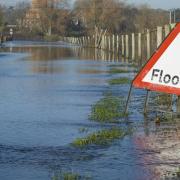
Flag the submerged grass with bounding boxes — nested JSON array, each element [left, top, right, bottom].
[[72, 128, 126, 148], [63, 173, 80, 180], [108, 77, 131, 85], [52, 172, 91, 180], [78, 127, 89, 133], [108, 63, 138, 68], [155, 114, 174, 123], [109, 68, 130, 74], [155, 94, 172, 106], [89, 95, 126, 123], [52, 172, 80, 180]]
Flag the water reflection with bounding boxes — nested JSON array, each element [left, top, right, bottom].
[[31, 63, 65, 74], [3, 41, 135, 75], [5, 46, 74, 61], [4, 41, 133, 63], [71, 46, 130, 63], [0, 41, 151, 180]]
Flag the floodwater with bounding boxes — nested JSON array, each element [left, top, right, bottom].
[[0, 41, 178, 180]]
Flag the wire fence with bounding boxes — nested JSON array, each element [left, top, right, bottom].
[[60, 23, 177, 63]]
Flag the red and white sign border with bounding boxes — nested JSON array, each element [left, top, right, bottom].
[[133, 23, 180, 95]]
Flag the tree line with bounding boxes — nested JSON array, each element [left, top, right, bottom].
[[0, 0, 179, 38]]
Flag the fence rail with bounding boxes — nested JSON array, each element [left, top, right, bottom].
[[60, 23, 176, 62]]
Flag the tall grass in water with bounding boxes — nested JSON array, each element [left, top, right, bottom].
[[108, 77, 131, 85], [109, 68, 130, 74], [89, 95, 127, 123], [155, 93, 172, 106], [52, 172, 79, 180], [108, 63, 138, 68], [52, 172, 91, 180], [109, 68, 138, 74], [72, 128, 126, 148]]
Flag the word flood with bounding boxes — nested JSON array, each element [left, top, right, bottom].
[[151, 69, 180, 85]]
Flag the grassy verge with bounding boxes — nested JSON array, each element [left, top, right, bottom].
[[89, 95, 127, 123], [72, 128, 126, 148], [44, 34, 60, 42], [108, 77, 131, 85]]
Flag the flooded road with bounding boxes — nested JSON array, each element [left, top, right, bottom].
[[0, 41, 178, 180]]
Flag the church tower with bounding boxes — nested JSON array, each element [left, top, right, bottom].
[[23, 0, 50, 29], [31, 0, 48, 9]]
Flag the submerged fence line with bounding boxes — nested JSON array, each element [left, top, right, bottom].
[[60, 23, 176, 62]]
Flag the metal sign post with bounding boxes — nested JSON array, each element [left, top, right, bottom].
[[125, 23, 180, 115]]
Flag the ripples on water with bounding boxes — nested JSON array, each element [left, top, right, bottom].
[[0, 41, 177, 180]]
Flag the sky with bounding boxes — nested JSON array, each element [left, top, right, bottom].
[[0, 0, 180, 10]]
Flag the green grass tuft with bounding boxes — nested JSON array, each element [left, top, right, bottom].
[[108, 63, 138, 68], [72, 128, 126, 148], [109, 68, 130, 74], [63, 173, 80, 180], [52, 172, 81, 180], [78, 127, 89, 133], [89, 95, 126, 123], [155, 94, 172, 106], [108, 77, 131, 85], [52, 172, 92, 180]]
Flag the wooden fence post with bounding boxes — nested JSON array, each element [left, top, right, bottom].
[[112, 34, 115, 52], [104, 36, 107, 50], [103, 35, 105, 50], [157, 26, 163, 48], [121, 35, 125, 57], [117, 35, 119, 54], [164, 24, 170, 37], [88, 36, 90, 47], [108, 36, 111, 52], [132, 33, 135, 60], [146, 29, 150, 59], [125, 34, 129, 59], [100, 35, 103, 49], [138, 33, 142, 60]]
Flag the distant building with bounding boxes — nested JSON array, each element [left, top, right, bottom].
[[31, 0, 48, 9], [24, 0, 57, 30]]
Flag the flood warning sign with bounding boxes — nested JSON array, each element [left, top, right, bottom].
[[133, 23, 180, 95]]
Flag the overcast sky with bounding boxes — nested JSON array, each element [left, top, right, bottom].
[[0, 0, 180, 10]]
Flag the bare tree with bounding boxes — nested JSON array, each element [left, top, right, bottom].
[[73, 0, 169, 35], [39, 0, 70, 35], [135, 4, 168, 31], [0, 5, 4, 32], [4, 1, 30, 26]]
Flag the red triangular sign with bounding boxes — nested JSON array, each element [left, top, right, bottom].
[[133, 23, 180, 95]]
